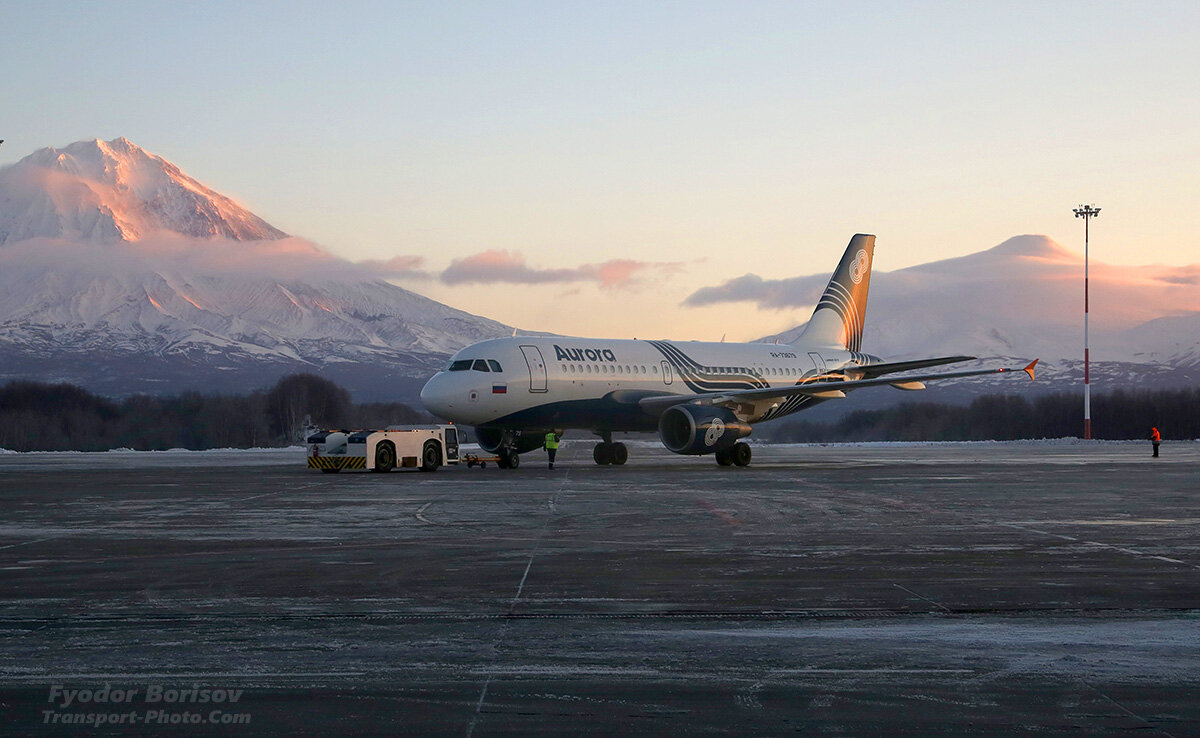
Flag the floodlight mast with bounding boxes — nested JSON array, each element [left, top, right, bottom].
[[1073, 204, 1100, 439]]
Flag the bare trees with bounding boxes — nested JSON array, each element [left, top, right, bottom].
[[0, 374, 428, 451]]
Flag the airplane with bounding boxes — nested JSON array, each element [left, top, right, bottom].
[[419, 234, 1037, 468]]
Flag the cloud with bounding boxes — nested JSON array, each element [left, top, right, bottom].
[[0, 237, 677, 294], [1154, 272, 1199, 286], [682, 272, 827, 309], [0, 234, 423, 285], [355, 254, 430, 279], [439, 249, 683, 290]]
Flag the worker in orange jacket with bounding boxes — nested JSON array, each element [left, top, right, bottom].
[[1150, 427, 1161, 458]]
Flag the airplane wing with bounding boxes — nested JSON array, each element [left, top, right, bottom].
[[841, 355, 976, 379], [637, 359, 1038, 414]]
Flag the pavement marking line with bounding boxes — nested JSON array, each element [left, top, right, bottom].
[[415, 501, 439, 526], [509, 470, 571, 611], [230, 482, 322, 504], [0, 536, 65, 551], [1000, 523, 1200, 571], [893, 583, 951, 612], [1082, 680, 1179, 738], [467, 469, 571, 738], [464, 676, 491, 738], [511, 541, 540, 607]]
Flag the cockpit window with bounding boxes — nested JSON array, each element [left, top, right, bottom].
[[487, 360, 502, 372], [472, 359, 490, 372], [449, 360, 472, 371]]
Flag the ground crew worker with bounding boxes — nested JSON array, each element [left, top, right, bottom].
[[1151, 426, 1161, 458], [544, 430, 560, 469]]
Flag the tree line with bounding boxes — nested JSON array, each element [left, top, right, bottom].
[[2, 378, 1195, 452], [0, 374, 431, 452], [761, 389, 1200, 443]]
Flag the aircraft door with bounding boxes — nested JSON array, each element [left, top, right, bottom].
[[520, 345, 548, 393], [808, 352, 827, 375], [661, 360, 673, 385], [443, 427, 459, 461]]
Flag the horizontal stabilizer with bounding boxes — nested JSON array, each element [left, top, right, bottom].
[[996, 358, 1039, 382]]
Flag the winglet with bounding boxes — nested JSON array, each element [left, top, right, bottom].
[[1023, 359, 1038, 382]]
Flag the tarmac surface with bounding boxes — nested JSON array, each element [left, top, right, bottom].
[[0, 440, 1198, 736]]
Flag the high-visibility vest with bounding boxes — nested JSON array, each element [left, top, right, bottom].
[[1151, 429, 1161, 442], [545, 433, 559, 449]]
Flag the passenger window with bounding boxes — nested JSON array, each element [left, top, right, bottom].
[[472, 359, 490, 372], [586, 365, 592, 374], [653, 366, 658, 374], [488, 360, 502, 372], [449, 360, 472, 371]]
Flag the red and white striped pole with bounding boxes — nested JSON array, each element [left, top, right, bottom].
[[1073, 204, 1100, 439]]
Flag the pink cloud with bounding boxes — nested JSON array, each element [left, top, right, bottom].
[[440, 249, 683, 290], [357, 254, 430, 278]]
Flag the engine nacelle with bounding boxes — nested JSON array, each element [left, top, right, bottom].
[[658, 405, 751, 455], [475, 427, 547, 455]]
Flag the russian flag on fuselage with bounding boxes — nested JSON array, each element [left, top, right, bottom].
[[492, 384, 507, 394]]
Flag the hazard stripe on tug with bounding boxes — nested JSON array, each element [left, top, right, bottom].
[[307, 456, 366, 470]]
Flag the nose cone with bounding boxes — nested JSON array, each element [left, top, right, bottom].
[[420, 374, 452, 419]]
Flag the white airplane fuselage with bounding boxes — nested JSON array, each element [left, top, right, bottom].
[[419, 336, 874, 432]]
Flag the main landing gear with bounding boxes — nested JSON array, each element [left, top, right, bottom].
[[593, 432, 628, 466], [714, 442, 752, 467]]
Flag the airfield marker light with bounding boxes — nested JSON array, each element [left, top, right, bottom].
[[1073, 204, 1100, 439]]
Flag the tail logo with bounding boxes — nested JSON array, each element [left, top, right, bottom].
[[849, 249, 870, 285]]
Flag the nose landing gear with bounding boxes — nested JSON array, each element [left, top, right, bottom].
[[496, 449, 521, 469]]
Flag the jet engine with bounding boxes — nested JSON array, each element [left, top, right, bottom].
[[475, 427, 547, 455], [657, 405, 751, 455]]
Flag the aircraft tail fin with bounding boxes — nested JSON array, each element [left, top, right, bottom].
[[799, 234, 875, 352]]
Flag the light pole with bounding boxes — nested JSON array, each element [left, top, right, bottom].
[[1073, 204, 1100, 439]]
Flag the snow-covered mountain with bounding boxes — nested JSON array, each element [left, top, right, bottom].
[[0, 138, 510, 401], [0, 138, 287, 243], [754, 235, 1200, 410]]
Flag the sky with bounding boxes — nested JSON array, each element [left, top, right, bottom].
[[3, 1, 1198, 340]]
